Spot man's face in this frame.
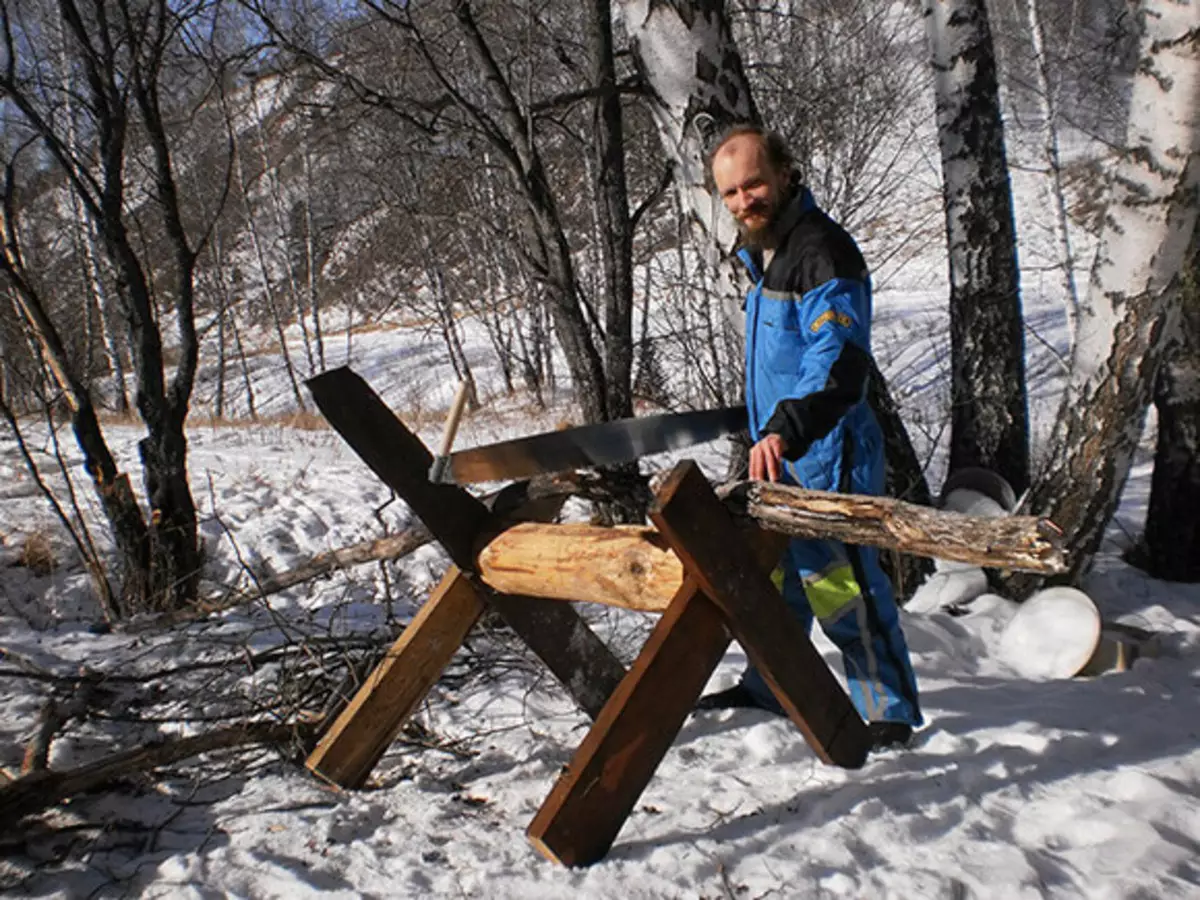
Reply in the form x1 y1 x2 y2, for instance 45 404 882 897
711 134 790 248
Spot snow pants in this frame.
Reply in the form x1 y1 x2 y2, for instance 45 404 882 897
741 536 923 727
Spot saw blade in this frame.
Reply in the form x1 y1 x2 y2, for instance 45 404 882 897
437 405 747 484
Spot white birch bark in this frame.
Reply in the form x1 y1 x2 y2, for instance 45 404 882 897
924 0 1030 492
1029 0 1200 583
616 0 757 253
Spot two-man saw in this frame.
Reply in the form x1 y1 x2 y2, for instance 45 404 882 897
429 405 747 485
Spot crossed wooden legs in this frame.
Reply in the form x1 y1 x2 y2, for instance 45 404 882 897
304 368 625 787
527 461 869 865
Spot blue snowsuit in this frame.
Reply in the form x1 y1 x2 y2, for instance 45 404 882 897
738 185 922 727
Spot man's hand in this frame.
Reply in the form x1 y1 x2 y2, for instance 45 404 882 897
749 433 788 482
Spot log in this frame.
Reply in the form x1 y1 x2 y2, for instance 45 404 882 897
476 523 684 612
473 487 1065 614
721 480 1066 574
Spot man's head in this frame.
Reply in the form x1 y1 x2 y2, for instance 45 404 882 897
709 126 794 249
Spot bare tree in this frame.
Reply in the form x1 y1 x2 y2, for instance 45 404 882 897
0 0 235 613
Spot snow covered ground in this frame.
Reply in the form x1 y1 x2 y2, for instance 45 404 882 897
2 164 1199 898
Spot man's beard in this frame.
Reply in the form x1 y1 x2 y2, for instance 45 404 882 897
736 199 781 249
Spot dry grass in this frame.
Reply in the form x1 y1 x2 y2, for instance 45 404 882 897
19 532 56 576
192 410 332 431
94 409 141 427
94 409 334 431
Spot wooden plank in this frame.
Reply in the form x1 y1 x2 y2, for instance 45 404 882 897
651 461 871 770
305 367 625 720
306 368 491 572
306 566 484 788
526 580 730 867
526 527 790 867
477 523 684 612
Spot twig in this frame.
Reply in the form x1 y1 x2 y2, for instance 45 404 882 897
22 678 98 774
0 719 316 825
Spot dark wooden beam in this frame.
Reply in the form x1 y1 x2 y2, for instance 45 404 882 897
526 580 729 867
526 498 792 867
651 461 871 770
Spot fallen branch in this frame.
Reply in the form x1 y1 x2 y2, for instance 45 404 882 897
231 526 435 602
131 526 434 632
22 679 98 774
720 480 1067 574
0 720 315 825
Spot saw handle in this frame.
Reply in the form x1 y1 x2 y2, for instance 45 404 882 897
429 379 471 483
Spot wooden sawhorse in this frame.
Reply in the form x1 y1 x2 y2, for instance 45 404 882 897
304 367 870 866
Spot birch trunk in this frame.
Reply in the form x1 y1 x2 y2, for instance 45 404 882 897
924 0 1030 493
616 0 757 252
1025 0 1200 585
302 147 326 372
1023 0 1081 348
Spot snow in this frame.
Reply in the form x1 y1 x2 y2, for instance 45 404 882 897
2 141 1200 900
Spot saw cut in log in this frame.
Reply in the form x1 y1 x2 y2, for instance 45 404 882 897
476 523 684 612
721 481 1067 574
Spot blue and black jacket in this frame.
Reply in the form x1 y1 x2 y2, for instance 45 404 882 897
740 185 885 497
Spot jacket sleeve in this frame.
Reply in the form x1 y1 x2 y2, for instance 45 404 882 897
763 277 872 460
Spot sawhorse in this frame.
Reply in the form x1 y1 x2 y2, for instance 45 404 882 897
304 368 870 866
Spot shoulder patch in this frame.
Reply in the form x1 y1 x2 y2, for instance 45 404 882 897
810 309 853 333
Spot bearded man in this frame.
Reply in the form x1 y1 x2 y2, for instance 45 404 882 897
699 125 922 750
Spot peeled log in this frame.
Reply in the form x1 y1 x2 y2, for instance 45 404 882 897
721 481 1066 574
477 523 686 612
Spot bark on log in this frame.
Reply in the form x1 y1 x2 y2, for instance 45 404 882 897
0 721 311 825
476 483 1066 613
723 481 1066 573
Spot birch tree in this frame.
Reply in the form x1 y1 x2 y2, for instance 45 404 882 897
1026 0 1200 584
1022 0 1081 346
617 0 756 254
619 1 932 500
924 0 1030 494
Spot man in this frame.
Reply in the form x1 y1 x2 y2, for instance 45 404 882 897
698 125 922 750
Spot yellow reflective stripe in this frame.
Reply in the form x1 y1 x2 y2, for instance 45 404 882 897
801 563 862 619
809 309 853 333
770 566 786 592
